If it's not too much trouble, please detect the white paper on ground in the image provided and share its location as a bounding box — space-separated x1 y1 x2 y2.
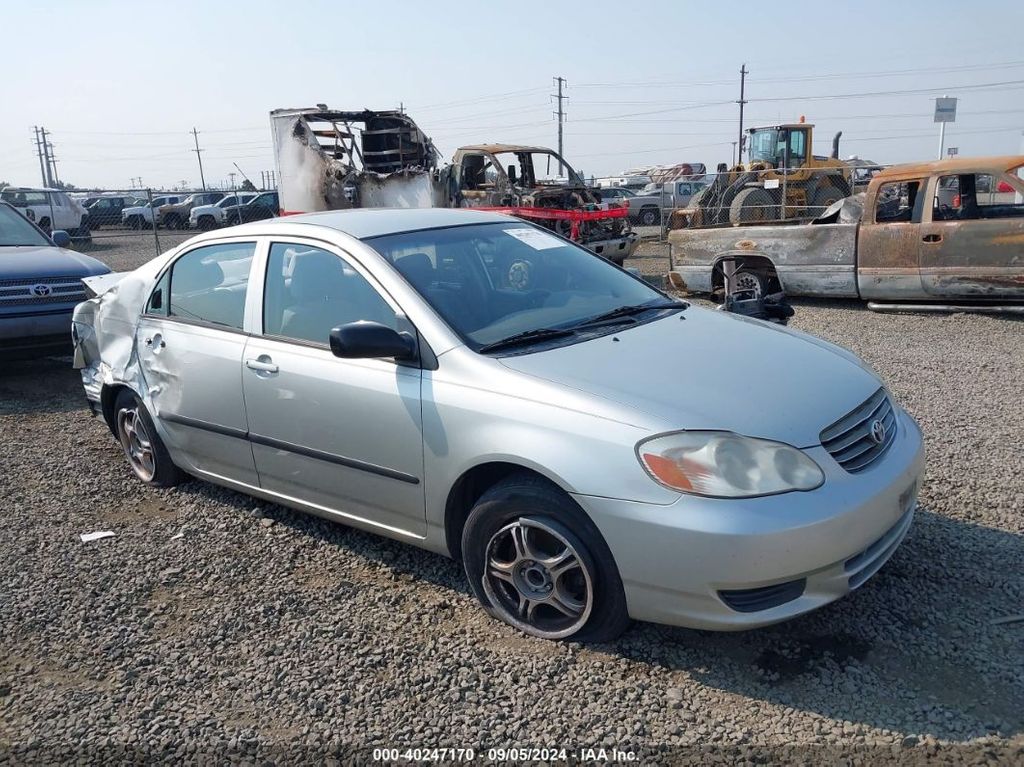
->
170 529 185 541
504 227 564 250
79 531 115 543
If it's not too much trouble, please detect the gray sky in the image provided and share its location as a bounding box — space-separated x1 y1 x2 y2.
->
3 0 1023 190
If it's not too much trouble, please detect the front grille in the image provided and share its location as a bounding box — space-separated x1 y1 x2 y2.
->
820 388 897 473
719 579 806 613
0 276 86 306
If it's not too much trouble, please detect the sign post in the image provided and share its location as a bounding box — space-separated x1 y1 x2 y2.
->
934 96 957 160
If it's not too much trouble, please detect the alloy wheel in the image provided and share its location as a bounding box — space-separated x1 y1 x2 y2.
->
117 406 156 482
482 517 593 639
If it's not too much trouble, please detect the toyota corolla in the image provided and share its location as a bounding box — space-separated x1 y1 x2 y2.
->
73 208 924 641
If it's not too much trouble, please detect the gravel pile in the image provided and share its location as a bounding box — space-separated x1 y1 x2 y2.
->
0 238 1021 763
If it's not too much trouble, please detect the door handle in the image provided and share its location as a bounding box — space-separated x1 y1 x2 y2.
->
922 234 943 243
245 357 279 374
144 336 166 348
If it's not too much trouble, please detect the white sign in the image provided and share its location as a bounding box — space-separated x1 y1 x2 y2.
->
934 97 957 123
763 179 780 189
947 147 959 156
504 227 563 250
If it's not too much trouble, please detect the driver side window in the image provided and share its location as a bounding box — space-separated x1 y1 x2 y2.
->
263 243 397 346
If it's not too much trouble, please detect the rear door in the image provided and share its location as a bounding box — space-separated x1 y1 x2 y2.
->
919 171 1024 298
136 238 260 484
241 239 426 536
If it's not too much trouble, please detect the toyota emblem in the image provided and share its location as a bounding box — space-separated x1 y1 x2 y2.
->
31 284 52 297
869 419 886 445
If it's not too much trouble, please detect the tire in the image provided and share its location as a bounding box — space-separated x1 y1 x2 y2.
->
127 216 141 230
113 389 184 488
731 268 767 299
811 183 846 215
462 472 629 642
197 215 216 230
728 187 778 225
638 207 660 226
163 214 181 230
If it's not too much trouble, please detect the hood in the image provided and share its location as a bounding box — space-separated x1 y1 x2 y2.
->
191 204 218 215
499 306 881 448
0 245 110 279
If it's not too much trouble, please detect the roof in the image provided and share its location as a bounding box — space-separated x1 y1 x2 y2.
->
878 155 1024 180
457 144 555 155
240 207 518 240
0 186 65 193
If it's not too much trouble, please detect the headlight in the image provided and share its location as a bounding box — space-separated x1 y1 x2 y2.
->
637 431 824 498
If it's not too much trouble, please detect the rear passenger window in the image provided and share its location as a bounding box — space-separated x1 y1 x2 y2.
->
168 242 255 329
263 243 397 346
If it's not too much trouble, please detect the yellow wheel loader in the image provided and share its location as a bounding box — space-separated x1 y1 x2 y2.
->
674 120 852 228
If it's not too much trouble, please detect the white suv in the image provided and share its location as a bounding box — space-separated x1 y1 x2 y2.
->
0 187 90 239
188 192 258 230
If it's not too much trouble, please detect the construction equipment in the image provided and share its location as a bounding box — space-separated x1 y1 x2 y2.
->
674 119 851 229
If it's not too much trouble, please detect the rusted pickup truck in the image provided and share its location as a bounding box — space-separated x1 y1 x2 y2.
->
668 156 1024 305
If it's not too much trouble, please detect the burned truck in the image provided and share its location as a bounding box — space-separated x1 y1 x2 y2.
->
271 107 638 264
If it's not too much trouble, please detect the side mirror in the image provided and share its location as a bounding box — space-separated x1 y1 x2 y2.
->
329 321 417 361
51 230 72 248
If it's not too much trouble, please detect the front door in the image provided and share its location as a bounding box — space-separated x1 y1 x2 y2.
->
856 178 926 300
241 240 426 536
919 172 1024 298
137 240 259 484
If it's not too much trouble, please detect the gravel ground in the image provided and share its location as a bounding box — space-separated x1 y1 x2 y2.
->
1 232 1022 763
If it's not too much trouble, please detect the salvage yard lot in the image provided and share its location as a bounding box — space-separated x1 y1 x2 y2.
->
1 232 1022 761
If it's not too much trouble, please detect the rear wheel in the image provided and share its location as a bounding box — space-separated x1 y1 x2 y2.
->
729 187 778 225
462 473 629 642
638 207 660 226
163 214 182 230
811 183 846 215
114 389 183 487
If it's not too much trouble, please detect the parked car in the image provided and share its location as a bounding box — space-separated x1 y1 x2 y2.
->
121 196 183 229
157 192 225 230
596 187 636 203
224 191 278 225
0 187 91 239
74 208 924 641
83 195 141 229
0 202 109 359
629 181 707 226
189 193 258 230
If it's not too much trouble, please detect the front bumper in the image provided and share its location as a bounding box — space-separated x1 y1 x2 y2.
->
0 309 75 357
583 232 640 263
574 406 925 630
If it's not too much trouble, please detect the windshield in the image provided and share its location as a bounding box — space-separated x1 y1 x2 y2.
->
365 222 669 351
748 129 781 164
0 204 50 246
494 151 584 187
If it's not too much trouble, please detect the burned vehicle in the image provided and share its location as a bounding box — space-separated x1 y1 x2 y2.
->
668 155 1024 308
271 107 638 264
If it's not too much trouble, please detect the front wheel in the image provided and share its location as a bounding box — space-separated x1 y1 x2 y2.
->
114 389 183 487
462 473 629 642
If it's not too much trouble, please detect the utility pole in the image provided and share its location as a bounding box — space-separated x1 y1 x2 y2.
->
552 76 567 174
191 127 207 191
40 128 56 187
737 64 748 164
33 127 47 187
731 141 738 166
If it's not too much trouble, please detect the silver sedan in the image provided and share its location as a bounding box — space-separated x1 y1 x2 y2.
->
73 208 924 641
